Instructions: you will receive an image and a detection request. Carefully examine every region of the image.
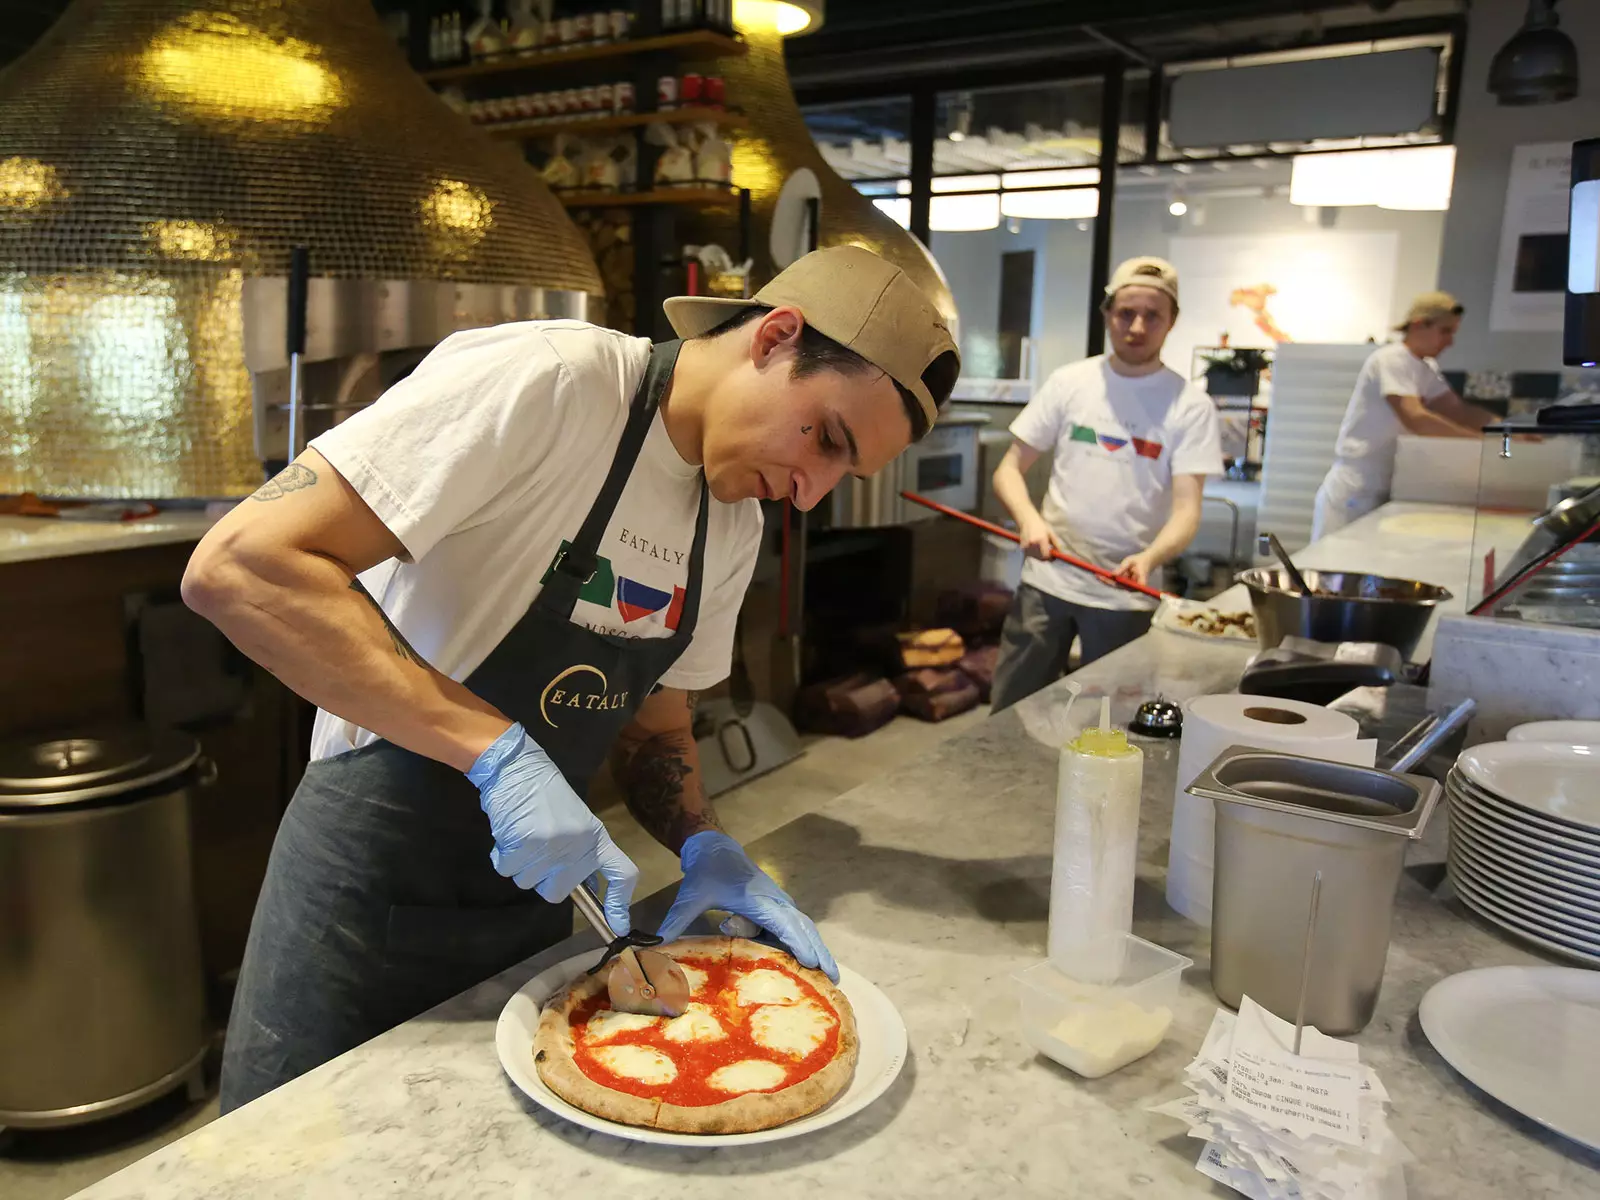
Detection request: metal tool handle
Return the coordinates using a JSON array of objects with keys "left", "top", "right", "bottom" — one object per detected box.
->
[
  {"left": 285, "top": 245, "right": 309, "bottom": 461},
  {"left": 1292, "top": 870, "right": 1323, "bottom": 1056},
  {"left": 571, "top": 882, "right": 615, "bottom": 941},
  {"left": 1386, "top": 699, "right": 1476, "bottom": 773},
  {"left": 1258, "top": 530, "right": 1314, "bottom": 597}
]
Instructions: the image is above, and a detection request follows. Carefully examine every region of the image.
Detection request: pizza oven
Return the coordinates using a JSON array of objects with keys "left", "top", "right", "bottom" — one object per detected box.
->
[{"left": 0, "top": 0, "right": 603, "bottom": 499}]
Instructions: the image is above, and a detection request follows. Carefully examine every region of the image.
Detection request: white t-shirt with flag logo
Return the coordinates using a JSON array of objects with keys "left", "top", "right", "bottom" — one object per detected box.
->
[
  {"left": 1011, "top": 355, "right": 1223, "bottom": 612},
  {"left": 305, "top": 321, "right": 763, "bottom": 761}
]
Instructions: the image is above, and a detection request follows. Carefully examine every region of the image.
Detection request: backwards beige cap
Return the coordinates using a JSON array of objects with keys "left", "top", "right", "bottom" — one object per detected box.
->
[
  {"left": 1395, "top": 290, "right": 1463, "bottom": 330},
  {"left": 663, "top": 245, "right": 960, "bottom": 429},
  {"left": 1105, "top": 255, "right": 1180, "bottom": 308}
]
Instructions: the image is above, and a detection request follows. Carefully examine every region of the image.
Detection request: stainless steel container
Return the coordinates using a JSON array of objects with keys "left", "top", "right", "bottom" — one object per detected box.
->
[
  {"left": 0, "top": 727, "right": 210, "bottom": 1128},
  {"left": 1238, "top": 567, "right": 1452, "bottom": 658},
  {"left": 1187, "top": 749, "right": 1439, "bottom": 1036}
]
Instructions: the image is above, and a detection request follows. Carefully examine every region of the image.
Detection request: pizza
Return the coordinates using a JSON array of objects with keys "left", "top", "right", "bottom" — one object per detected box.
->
[{"left": 533, "top": 936, "right": 858, "bottom": 1134}]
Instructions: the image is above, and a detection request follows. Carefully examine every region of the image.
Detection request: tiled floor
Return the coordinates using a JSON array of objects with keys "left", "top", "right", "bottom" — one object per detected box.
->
[{"left": 0, "top": 709, "right": 985, "bottom": 1200}]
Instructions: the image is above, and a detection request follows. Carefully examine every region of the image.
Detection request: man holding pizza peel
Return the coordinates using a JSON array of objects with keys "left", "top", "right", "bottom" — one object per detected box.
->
[{"left": 183, "top": 246, "right": 960, "bottom": 1111}]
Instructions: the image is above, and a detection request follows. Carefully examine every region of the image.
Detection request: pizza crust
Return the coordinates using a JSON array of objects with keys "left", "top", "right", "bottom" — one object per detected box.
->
[{"left": 533, "top": 937, "right": 859, "bottom": 1136}]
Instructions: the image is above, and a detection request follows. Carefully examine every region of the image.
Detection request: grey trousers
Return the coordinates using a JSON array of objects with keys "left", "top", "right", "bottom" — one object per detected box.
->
[{"left": 990, "top": 584, "right": 1153, "bottom": 712}]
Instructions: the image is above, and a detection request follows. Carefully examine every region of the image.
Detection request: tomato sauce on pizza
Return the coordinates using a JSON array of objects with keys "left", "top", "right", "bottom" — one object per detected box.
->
[
  {"left": 570, "top": 953, "right": 842, "bottom": 1107},
  {"left": 534, "top": 937, "right": 860, "bottom": 1135}
]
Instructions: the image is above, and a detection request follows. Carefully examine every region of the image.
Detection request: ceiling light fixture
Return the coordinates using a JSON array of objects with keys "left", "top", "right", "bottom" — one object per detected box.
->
[
  {"left": 929, "top": 192, "right": 1000, "bottom": 232},
  {"left": 1000, "top": 188, "right": 1099, "bottom": 221},
  {"left": 1289, "top": 146, "right": 1456, "bottom": 211},
  {"left": 1488, "top": 0, "right": 1578, "bottom": 106},
  {"left": 732, "top": 0, "right": 824, "bottom": 36},
  {"left": 1168, "top": 198, "right": 1189, "bottom": 216}
]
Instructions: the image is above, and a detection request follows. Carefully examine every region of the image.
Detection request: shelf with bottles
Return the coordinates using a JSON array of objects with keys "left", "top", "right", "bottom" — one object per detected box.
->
[
  {"left": 453, "top": 70, "right": 737, "bottom": 134},
  {"left": 421, "top": 0, "right": 742, "bottom": 82},
  {"left": 536, "top": 114, "right": 735, "bottom": 202},
  {"left": 483, "top": 105, "right": 746, "bottom": 140}
]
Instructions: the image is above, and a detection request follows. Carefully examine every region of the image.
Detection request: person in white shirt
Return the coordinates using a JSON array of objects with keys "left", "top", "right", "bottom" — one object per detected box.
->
[
  {"left": 989, "top": 256, "right": 1223, "bottom": 713},
  {"left": 1312, "top": 291, "right": 1495, "bottom": 538},
  {"left": 182, "top": 246, "right": 960, "bottom": 1110}
]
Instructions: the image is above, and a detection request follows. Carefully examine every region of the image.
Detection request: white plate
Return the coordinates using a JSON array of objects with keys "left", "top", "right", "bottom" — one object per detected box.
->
[
  {"left": 1449, "top": 844, "right": 1600, "bottom": 929},
  {"left": 1450, "top": 834, "right": 1600, "bottom": 917},
  {"left": 1508, "top": 720, "right": 1600, "bottom": 747},
  {"left": 1449, "top": 777, "right": 1600, "bottom": 860},
  {"left": 1456, "top": 742, "right": 1600, "bottom": 831},
  {"left": 1449, "top": 870, "right": 1600, "bottom": 965},
  {"left": 1420, "top": 966, "right": 1600, "bottom": 1152},
  {"left": 495, "top": 951, "right": 908, "bottom": 1147},
  {"left": 1448, "top": 790, "right": 1600, "bottom": 876}
]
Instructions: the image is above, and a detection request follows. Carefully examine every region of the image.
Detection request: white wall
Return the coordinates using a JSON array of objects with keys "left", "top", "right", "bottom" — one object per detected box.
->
[
  {"left": 930, "top": 218, "right": 1094, "bottom": 381},
  {"left": 1437, "top": 0, "right": 1600, "bottom": 371},
  {"left": 1110, "top": 192, "right": 1446, "bottom": 371},
  {"left": 928, "top": 189, "right": 1443, "bottom": 387}
]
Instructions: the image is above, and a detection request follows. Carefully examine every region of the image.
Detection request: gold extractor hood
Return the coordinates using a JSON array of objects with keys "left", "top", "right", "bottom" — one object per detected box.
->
[
  {"left": 0, "top": 0, "right": 603, "bottom": 499},
  {"left": 689, "top": 2, "right": 956, "bottom": 328}
]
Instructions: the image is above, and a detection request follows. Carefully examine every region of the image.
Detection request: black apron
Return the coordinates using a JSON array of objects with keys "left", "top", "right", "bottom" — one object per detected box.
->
[{"left": 221, "top": 342, "right": 707, "bottom": 1112}]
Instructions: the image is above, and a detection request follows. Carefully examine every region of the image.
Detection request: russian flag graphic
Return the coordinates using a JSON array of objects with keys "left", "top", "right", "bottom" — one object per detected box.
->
[
  {"left": 617, "top": 578, "right": 673, "bottom": 623},
  {"left": 1097, "top": 434, "right": 1129, "bottom": 452}
]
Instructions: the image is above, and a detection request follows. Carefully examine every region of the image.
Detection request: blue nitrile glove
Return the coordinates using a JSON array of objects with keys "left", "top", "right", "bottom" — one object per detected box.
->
[
  {"left": 467, "top": 723, "right": 639, "bottom": 935},
  {"left": 658, "top": 830, "right": 838, "bottom": 981}
]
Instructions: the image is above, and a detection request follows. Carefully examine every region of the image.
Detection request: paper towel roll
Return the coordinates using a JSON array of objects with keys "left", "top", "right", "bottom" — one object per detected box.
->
[{"left": 1166, "top": 695, "right": 1376, "bottom": 925}]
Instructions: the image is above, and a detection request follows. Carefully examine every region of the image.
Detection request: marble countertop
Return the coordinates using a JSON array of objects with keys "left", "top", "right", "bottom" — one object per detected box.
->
[
  {"left": 0, "top": 511, "right": 218, "bottom": 566},
  {"left": 70, "top": 503, "right": 1598, "bottom": 1198}
]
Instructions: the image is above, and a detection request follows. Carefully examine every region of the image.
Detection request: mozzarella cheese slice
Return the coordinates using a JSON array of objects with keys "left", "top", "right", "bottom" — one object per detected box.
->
[
  {"left": 583, "top": 1010, "right": 661, "bottom": 1044},
  {"left": 591, "top": 1044, "right": 678, "bottom": 1085},
  {"left": 663, "top": 1002, "right": 727, "bottom": 1044},
  {"left": 677, "top": 963, "right": 709, "bottom": 995},
  {"left": 735, "top": 968, "right": 804, "bottom": 1008},
  {"left": 707, "top": 1059, "right": 789, "bottom": 1094},
  {"left": 750, "top": 1000, "right": 833, "bottom": 1059}
]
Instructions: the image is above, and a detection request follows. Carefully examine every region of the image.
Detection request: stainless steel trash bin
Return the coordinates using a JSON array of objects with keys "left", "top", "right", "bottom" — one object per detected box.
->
[
  {"left": 1187, "top": 748, "right": 1439, "bottom": 1036},
  {"left": 0, "top": 727, "right": 211, "bottom": 1128}
]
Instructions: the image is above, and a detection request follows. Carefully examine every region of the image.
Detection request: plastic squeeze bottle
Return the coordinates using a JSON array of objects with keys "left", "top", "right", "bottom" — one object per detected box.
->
[{"left": 1048, "top": 697, "right": 1145, "bottom": 981}]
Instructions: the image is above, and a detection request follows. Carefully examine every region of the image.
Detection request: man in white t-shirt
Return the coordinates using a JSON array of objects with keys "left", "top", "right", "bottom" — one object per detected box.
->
[
  {"left": 1312, "top": 291, "right": 1495, "bottom": 538},
  {"left": 183, "top": 246, "right": 960, "bottom": 1109},
  {"left": 990, "top": 256, "right": 1223, "bottom": 712}
]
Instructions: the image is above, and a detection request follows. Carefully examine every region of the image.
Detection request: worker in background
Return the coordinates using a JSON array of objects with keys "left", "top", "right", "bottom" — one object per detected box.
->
[
  {"left": 1313, "top": 292, "right": 1497, "bottom": 538},
  {"left": 989, "top": 257, "right": 1223, "bottom": 713}
]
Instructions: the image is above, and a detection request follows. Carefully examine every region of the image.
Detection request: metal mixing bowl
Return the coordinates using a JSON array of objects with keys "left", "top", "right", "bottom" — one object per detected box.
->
[{"left": 1237, "top": 567, "right": 1453, "bottom": 659}]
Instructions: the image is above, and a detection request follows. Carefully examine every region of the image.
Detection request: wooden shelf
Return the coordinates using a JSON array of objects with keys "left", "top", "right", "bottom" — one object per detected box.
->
[
  {"left": 485, "top": 107, "right": 747, "bottom": 140},
  {"left": 421, "top": 30, "right": 745, "bottom": 84},
  {"left": 557, "top": 186, "right": 738, "bottom": 208}
]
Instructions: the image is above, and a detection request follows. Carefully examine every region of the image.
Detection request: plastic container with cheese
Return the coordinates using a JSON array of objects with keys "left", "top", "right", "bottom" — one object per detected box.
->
[{"left": 1014, "top": 934, "right": 1192, "bottom": 1079}]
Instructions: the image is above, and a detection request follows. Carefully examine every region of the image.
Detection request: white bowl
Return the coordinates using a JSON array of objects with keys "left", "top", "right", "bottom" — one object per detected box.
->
[{"left": 1457, "top": 742, "right": 1600, "bottom": 832}]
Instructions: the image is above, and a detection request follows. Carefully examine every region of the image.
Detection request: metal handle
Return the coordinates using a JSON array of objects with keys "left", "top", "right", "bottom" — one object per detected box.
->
[
  {"left": 1258, "top": 530, "right": 1313, "bottom": 596},
  {"left": 286, "top": 246, "right": 309, "bottom": 357},
  {"left": 571, "top": 882, "right": 615, "bottom": 941},
  {"left": 285, "top": 245, "right": 309, "bottom": 461},
  {"left": 1386, "top": 699, "right": 1476, "bottom": 773},
  {"left": 1292, "top": 871, "right": 1323, "bottom": 1056}
]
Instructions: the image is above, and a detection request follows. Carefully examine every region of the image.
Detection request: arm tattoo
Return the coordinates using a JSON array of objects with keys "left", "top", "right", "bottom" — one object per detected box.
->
[
  {"left": 251, "top": 463, "right": 317, "bottom": 502},
  {"left": 348, "top": 579, "right": 427, "bottom": 666},
  {"left": 611, "top": 726, "right": 722, "bottom": 853}
]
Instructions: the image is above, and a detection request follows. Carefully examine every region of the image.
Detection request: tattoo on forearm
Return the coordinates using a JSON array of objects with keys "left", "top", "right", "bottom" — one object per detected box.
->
[
  {"left": 251, "top": 463, "right": 317, "bottom": 502},
  {"left": 348, "top": 579, "right": 427, "bottom": 666},
  {"left": 612, "top": 728, "right": 721, "bottom": 853}
]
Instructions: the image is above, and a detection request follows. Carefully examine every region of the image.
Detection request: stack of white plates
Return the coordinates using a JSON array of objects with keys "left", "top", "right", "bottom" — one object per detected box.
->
[{"left": 1446, "top": 742, "right": 1600, "bottom": 966}]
